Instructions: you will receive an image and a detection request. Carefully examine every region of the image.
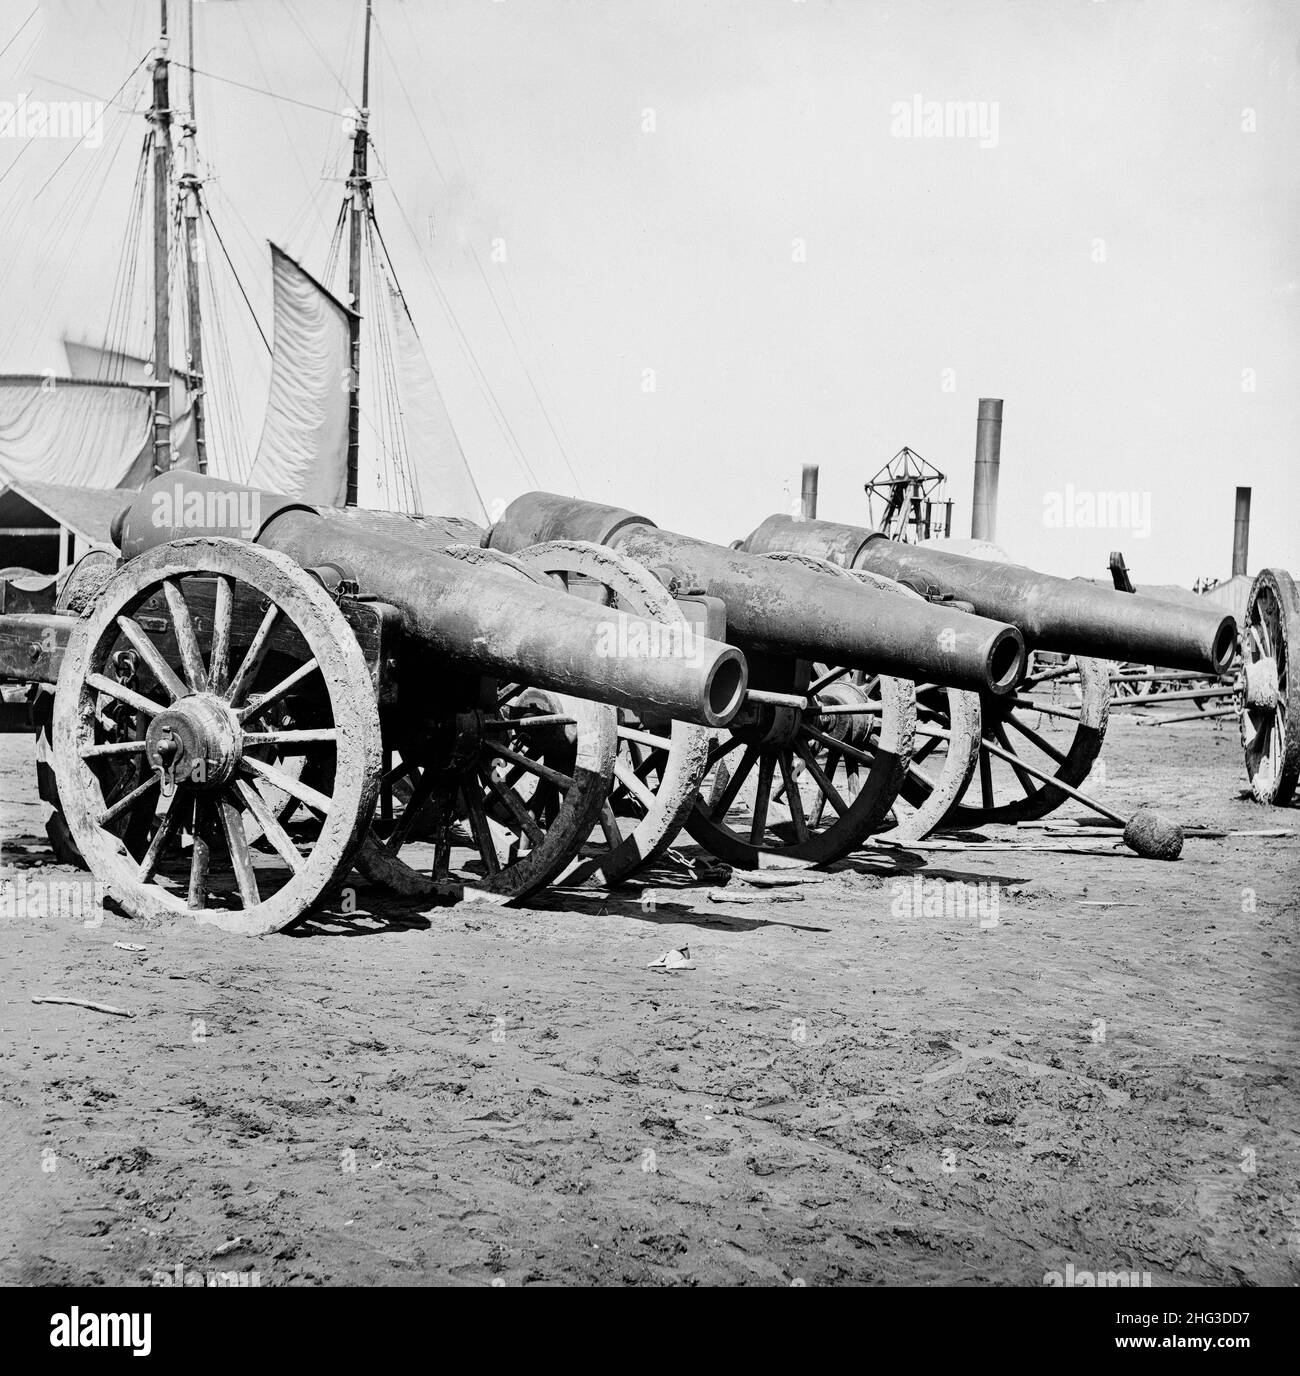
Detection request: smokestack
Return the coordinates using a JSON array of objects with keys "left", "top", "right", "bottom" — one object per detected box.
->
[
  {"left": 971, "top": 398, "right": 1003, "bottom": 542},
  {"left": 1232, "top": 486, "right": 1251, "bottom": 578},
  {"left": 800, "top": 464, "right": 819, "bottom": 521}
]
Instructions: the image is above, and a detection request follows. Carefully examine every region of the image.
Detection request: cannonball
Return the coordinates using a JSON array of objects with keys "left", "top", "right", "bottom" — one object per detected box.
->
[{"left": 1122, "top": 808, "right": 1184, "bottom": 861}]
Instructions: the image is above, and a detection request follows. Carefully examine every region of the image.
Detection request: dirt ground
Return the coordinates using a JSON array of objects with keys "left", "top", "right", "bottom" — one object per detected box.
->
[{"left": 1, "top": 713, "right": 1297, "bottom": 1288}]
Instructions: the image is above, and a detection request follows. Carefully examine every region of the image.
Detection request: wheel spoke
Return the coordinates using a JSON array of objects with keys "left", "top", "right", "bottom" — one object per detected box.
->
[
  {"left": 218, "top": 794, "right": 260, "bottom": 908},
  {"left": 1004, "top": 712, "right": 1068, "bottom": 765},
  {"left": 209, "top": 575, "right": 234, "bottom": 694},
  {"left": 461, "top": 784, "right": 501, "bottom": 876},
  {"left": 993, "top": 721, "right": 1039, "bottom": 799},
  {"left": 708, "top": 743, "right": 758, "bottom": 819},
  {"left": 136, "top": 789, "right": 181, "bottom": 882},
  {"left": 481, "top": 766, "right": 545, "bottom": 845},
  {"left": 598, "top": 804, "right": 623, "bottom": 849},
  {"left": 113, "top": 616, "right": 188, "bottom": 702},
  {"left": 80, "top": 739, "right": 149, "bottom": 759},
  {"left": 808, "top": 663, "right": 851, "bottom": 696},
  {"left": 748, "top": 751, "right": 777, "bottom": 845},
  {"left": 810, "top": 746, "right": 840, "bottom": 826},
  {"left": 979, "top": 746, "right": 994, "bottom": 809},
  {"left": 704, "top": 734, "right": 745, "bottom": 770},
  {"left": 240, "top": 754, "right": 333, "bottom": 815},
  {"left": 85, "top": 672, "right": 165, "bottom": 719},
  {"left": 163, "top": 579, "right": 208, "bottom": 692},
  {"left": 485, "top": 713, "right": 577, "bottom": 730},
  {"left": 226, "top": 603, "right": 281, "bottom": 708},
  {"left": 239, "top": 657, "right": 320, "bottom": 722},
  {"left": 618, "top": 725, "right": 674, "bottom": 752},
  {"left": 777, "top": 750, "right": 809, "bottom": 842},
  {"left": 383, "top": 767, "right": 437, "bottom": 852},
  {"left": 241, "top": 727, "right": 339, "bottom": 748},
  {"left": 911, "top": 734, "right": 942, "bottom": 766},
  {"left": 380, "top": 757, "right": 416, "bottom": 789},
  {"left": 1010, "top": 697, "right": 1081, "bottom": 723},
  {"left": 99, "top": 770, "right": 159, "bottom": 827},
  {"left": 792, "top": 740, "right": 848, "bottom": 817},
  {"left": 188, "top": 798, "right": 211, "bottom": 909},
  {"left": 844, "top": 760, "right": 861, "bottom": 801},
  {"left": 613, "top": 759, "right": 658, "bottom": 813},
  {"left": 489, "top": 741, "right": 575, "bottom": 792},
  {"left": 801, "top": 720, "right": 876, "bottom": 769},
  {"left": 234, "top": 778, "right": 304, "bottom": 873},
  {"left": 905, "top": 767, "right": 934, "bottom": 800}
]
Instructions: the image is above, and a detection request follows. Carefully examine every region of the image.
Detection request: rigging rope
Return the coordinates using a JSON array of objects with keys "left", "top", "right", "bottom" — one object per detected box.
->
[
  {"left": 375, "top": 9, "right": 585, "bottom": 496},
  {"left": 0, "top": 5, "right": 40, "bottom": 65},
  {"left": 202, "top": 204, "right": 271, "bottom": 354},
  {"left": 367, "top": 165, "right": 541, "bottom": 489},
  {"left": 30, "top": 55, "right": 149, "bottom": 202},
  {"left": 177, "top": 64, "right": 341, "bottom": 117}
]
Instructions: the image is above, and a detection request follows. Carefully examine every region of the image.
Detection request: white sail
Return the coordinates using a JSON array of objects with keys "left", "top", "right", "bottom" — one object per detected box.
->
[
  {"left": 248, "top": 245, "right": 352, "bottom": 505},
  {"left": 62, "top": 337, "right": 200, "bottom": 472},
  {"left": 0, "top": 376, "right": 154, "bottom": 488},
  {"left": 385, "top": 281, "right": 487, "bottom": 523}
]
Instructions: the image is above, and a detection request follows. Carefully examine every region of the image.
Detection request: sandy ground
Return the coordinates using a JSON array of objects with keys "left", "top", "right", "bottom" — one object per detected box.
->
[{"left": 1, "top": 714, "right": 1297, "bottom": 1288}]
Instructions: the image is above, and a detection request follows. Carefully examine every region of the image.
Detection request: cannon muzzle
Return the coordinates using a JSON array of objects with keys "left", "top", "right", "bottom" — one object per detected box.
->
[
  {"left": 486, "top": 492, "right": 1026, "bottom": 695},
  {"left": 742, "top": 514, "right": 1237, "bottom": 675},
  {"left": 112, "top": 476, "right": 748, "bottom": 728}
]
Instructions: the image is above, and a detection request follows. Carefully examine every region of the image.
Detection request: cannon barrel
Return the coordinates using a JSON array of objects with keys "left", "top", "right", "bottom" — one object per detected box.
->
[
  {"left": 742, "top": 513, "right": 1237, "bottom": 675},
  {"left": 485, "top": 492, "right": 1026, "bottom": 695},
  {"left": 111, "top": 475, "right": 748, "bottom": 728}
]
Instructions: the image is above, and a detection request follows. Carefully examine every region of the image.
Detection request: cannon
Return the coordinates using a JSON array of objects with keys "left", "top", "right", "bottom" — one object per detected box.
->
[
  {"left": 739, "top": 512, "right": 1237, "bottom": 825},
  {"left": 483, "top": 491, "right": 1027, "bottom": 870},
  {"left": 0, "top": 475, "right": 748, "bottom": 933}
]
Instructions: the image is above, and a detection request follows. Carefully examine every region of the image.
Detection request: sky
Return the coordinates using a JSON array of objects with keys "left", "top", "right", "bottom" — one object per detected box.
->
[{"left": 1, "top": 0, "right": 1297, "bottom": 584}]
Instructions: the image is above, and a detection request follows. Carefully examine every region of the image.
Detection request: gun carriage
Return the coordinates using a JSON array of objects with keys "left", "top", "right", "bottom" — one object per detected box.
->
[{"left": 0, "top": 475, "right": 746, "bottom": 932}]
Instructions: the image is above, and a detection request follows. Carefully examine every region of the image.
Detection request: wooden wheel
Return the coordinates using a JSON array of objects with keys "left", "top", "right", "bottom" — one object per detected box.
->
[
  {"left": 35, "top": 549, "right": 120, "bottom": 866},
  {"left": 683, "top": 552, "right": 915, "bottom": 867},
  {"left": 740, "top": 554, "right": 973, "bottom": 846},
  {"left": 1112, "top": 663, "right": 1168, "bottom": 700},
  {"left": 512, "top": 539, "right": 711, "bottom": 885},
  {"left": 52, "top": 538, "right": 381, "bottom": 935},
  {"left": 1239, "top": 567, "right": 1299, "bottom": 805},
  {"left": 840, "top": 567, "right": 982, "bottom": 843},
  {"left": 355, "top": 545, "right": 617, "bottom": 901},
  {"left": 941, "top": 652, "right": 1110, "bottom": 825}
]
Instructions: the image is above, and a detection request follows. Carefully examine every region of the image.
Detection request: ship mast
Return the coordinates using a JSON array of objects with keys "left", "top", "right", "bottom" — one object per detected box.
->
[
  {"left": 178, "top": 0, "right": 206, "bottom": 471},
  {"left": 344, "top": 0, "right": 373, "bottom": 506},
  {"left": 149, "top": 0, "right": 173, "bottom": 474}
]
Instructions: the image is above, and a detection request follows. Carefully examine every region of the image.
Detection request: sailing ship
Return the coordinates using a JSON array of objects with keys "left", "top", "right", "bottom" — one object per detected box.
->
[{"left": 0, "top": 0, "right": 491, "bottom": 567}]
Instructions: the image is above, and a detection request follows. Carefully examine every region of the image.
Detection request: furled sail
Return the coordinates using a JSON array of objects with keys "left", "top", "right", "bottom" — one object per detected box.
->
[
  {"left": 248, "top": 244, "right": 352, "bottom": 506},
  {"left": 0, "top": 376, "right": 154, "bottom": 488},
  {"left": 62, "top": 337, "right": 199, "bottom": 472},
  {"left": 386, "top": 280, "right": 487, "bottom": 523}
]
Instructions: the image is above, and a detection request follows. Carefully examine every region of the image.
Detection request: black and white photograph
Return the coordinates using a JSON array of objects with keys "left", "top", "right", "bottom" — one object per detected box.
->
[{"left": 0, "top": 0, "right": 1296, "bottom": 1332}]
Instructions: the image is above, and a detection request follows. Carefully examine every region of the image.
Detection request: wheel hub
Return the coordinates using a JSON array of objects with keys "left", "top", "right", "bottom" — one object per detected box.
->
[
  {"left": 144, "top": 693, "right": 242, "bottom": 789},
  {"left": 1243, "top": 655, "right": 1279, "bottom": 710},
  {"left": 730, "top": 700, "right": 802, "bottom": 748},
  {"left": 812, "top": 681, "right": 875, "bottom": 749}
]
